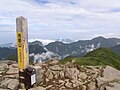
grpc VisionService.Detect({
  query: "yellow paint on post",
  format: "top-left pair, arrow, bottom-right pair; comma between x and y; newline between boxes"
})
17,32 -> 24,69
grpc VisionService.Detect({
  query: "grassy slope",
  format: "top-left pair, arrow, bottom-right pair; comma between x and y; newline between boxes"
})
60,48 -> 120,69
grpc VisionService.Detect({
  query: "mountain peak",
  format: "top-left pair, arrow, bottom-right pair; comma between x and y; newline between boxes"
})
92,36 -> 106,40
29,40 -> 43,46
55,38 -> 73,43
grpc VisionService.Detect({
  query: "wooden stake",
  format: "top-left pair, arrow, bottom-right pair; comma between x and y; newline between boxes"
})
16,16 -> 29,70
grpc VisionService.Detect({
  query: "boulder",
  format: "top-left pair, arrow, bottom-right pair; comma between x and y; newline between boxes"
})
59,80 -> 65,85
71,79 -> 81,88
46,85 -> 53,89
0,63 -> 8,71
3,74 -> 19,78
59,71 -> 65,79
50,65 -> 63,71
88,82 -> 96,90
34,66 -> 44,85
45,69 -> 53,80
65,81 -> 72,88
29,86 -> 46,90
0,70 -> 6,74
48,60 -> 59,65
64,68 -> 79,80
7,79 -> 19,90
9,64 -> 18,68
0,78 -> 13,88
78,72 -> 87,80
105,82 -> 120,90
6,67 -> 19,74
103,66 -> 120,80
96,77 -> 112,87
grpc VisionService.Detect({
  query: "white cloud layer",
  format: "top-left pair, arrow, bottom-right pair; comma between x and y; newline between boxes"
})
0,0 -> 120,44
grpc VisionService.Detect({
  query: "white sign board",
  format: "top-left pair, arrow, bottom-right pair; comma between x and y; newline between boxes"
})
31,74 -> 36,85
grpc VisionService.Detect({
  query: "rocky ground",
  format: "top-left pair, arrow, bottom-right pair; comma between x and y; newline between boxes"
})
0,60 -> 120,90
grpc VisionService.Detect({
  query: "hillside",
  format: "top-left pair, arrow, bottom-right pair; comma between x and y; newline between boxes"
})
61,48 -> 120,70
0,47 -> 17,60
111,44 -> 120,54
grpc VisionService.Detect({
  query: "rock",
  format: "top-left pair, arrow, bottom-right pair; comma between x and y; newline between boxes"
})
9,64 -> 18,68
59,71 -> 64,79
59,80 -> 65,87
64,68 -> 79,80
50,65 -> 62,71
45,69 -> 53,80
78,72 -> 87,80
103,66 -> 120,80
105,82 -> 120,90
0,63 -> 8,71
88,82 -> 96,90
7,79 -> 19,90
29,86 -> 46,90
82,85 -> 87,90
3,74 -> 19,78
71,79 -> 81,88
6,67 -> 19,74
46,85 -> 53,89
59,86 -> 66,90
96,77 -> 112,87
0,60 -> 16,65
0,70 -> 6,74
54,72 -> 59,79
65,81 -> 72,88
19,83 -> 26,89
48,60 -> 59,65
34,66 -> 44,85
0,78 -> 13,88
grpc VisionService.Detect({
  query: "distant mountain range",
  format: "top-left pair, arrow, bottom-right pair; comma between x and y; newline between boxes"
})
45,36 -> 120,57
0,38 -> 74,48
0,43 -> 16,48
0,36 -> 120,60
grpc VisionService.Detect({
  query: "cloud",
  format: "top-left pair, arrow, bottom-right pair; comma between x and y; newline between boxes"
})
0,0 -> 120,44
29,51 -> 60,63
28,38 -> 55,45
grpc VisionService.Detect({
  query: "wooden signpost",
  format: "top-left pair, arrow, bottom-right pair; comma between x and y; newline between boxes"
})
16,16 -> 36,89
16,16 -> 29,70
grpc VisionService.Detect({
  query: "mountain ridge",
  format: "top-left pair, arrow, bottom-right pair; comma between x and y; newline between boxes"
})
0,36 -> 120,60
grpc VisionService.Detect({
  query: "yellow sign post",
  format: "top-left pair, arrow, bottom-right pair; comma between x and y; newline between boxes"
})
16,16 -> 29,70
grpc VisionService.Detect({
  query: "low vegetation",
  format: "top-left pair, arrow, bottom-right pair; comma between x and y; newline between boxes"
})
60,48 -> 120,70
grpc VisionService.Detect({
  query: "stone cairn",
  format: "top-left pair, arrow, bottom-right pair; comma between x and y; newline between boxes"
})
0,60 -> 120,90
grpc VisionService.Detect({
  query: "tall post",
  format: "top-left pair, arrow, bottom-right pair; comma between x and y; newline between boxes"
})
16,16 -> 29,70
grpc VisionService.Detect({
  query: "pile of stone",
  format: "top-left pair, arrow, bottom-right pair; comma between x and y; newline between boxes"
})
0,60 -> 120,90
0,60 -> 19,90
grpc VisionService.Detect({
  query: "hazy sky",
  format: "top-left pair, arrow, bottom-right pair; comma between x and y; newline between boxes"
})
0,0 -> 120,44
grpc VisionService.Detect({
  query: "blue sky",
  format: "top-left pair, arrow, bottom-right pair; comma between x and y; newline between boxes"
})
0,0 -> 120,44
